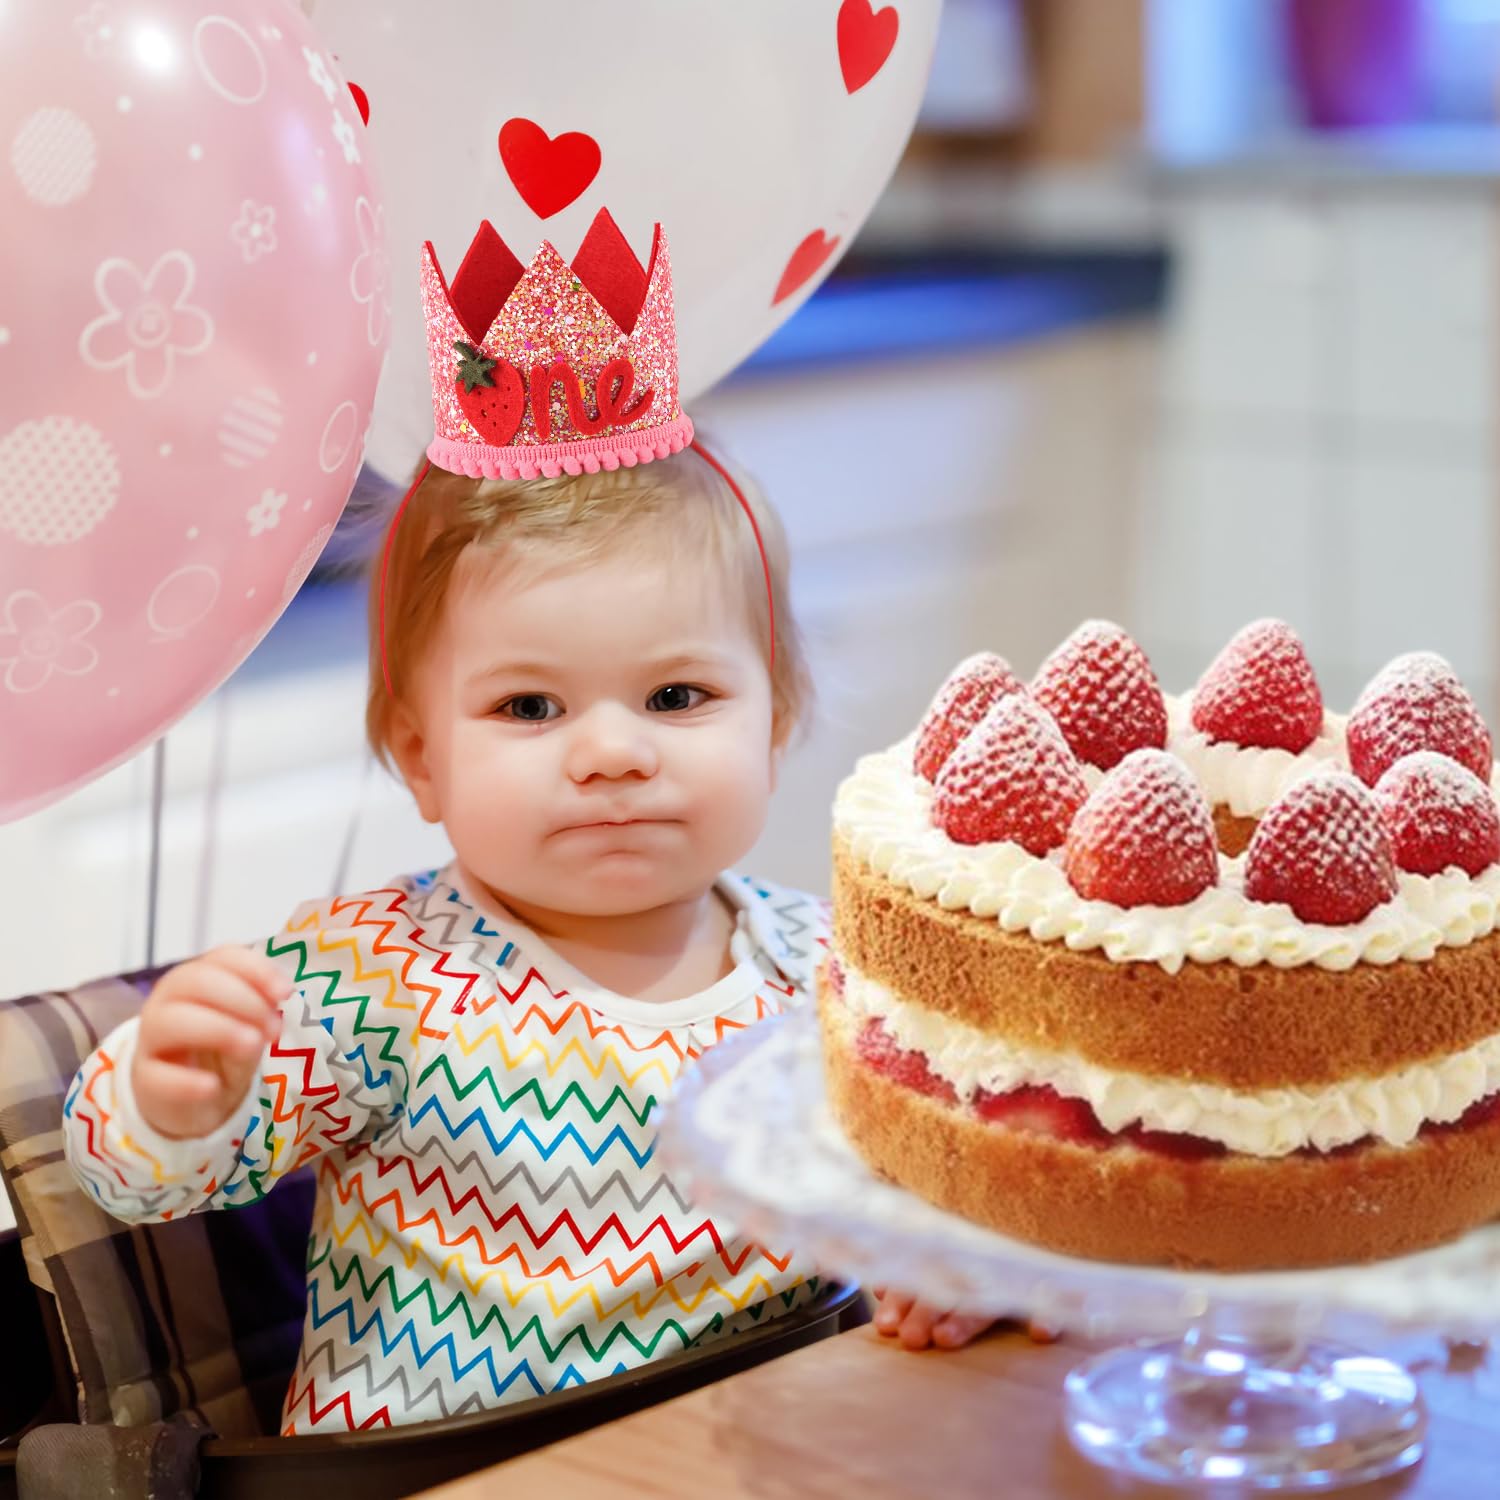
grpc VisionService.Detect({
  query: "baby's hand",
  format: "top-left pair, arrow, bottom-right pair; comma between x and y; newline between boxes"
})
131,945 -> 290,1140
872,1288 -> 1058,1351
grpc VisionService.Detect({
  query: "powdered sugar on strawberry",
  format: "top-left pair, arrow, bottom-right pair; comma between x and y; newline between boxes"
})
1246,772 -> 1398,925
1030,620 -> 1167,770
931,695 -> 1087,854
1347,651 -> 1493,788
1190,618 -> 1324,753
1063,748 -> 1218,908
913,652 -> 1026,781
1374,750 -> 1500,878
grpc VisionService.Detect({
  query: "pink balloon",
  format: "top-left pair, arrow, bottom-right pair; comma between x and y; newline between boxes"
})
0,1 -> 388,822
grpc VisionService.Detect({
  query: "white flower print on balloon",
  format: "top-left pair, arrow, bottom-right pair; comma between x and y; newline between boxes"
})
73,3 -> 115,58
246,487 -> 287,536
349,197 -> 389,346
302,44 -> 336,102
330,109 -> 360,166
0,589 -> 101,694
230,200 -> 277,263
78,250 -> 213,399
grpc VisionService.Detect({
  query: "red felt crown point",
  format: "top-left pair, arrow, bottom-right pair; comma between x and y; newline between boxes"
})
1244,772 -> 1398,925
1031,620 -> 1168,771
443,209 -> 655,348
572,208 -> 650,334
444,221 -> 526,346
1373,750 -> 1500,878
1190,618 -> 1324,753
931,695 -> 1088,855
1346,651 -> 1494,789
1063,748 -> 1219,909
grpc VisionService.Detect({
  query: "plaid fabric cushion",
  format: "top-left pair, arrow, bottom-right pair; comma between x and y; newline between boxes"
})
0,969 -> 312,1437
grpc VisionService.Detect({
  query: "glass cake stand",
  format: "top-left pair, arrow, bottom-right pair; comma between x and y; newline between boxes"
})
657,1009 -> 1500,1491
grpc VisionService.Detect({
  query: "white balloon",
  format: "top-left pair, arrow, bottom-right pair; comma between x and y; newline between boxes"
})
306,0 -> 940,480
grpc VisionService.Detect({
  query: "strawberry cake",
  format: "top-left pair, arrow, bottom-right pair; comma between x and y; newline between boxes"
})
820,619 -> 1500,1270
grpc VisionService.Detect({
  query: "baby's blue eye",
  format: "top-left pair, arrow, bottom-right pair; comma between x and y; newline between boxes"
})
648,684 -> 707,713
498,694 -> 559,722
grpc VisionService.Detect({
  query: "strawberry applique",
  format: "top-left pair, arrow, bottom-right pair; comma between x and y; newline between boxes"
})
453,340 -> 525,447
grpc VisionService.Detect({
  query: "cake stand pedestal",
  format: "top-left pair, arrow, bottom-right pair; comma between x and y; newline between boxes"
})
658,1010 -> 1500,1492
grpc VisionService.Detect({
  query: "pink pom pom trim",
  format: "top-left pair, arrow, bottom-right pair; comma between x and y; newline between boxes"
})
428,416 -> 695,481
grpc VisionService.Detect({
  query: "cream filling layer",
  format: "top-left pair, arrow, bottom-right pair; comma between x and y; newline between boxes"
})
835,738 -> 1500,973
841,961 -> 1500,1157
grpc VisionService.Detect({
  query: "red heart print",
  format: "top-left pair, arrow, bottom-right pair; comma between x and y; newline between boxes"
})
347,81 -> 369,125
498,118 -> 602,220
773,229 -> 841,306
837,0 -> 899,94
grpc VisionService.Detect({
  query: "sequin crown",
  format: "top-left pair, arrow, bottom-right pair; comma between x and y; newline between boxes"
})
420,208 -> 692,480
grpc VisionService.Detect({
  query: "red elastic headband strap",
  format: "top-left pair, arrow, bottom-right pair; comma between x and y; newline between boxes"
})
376,443 -> 776,698
688,437 -> 776,673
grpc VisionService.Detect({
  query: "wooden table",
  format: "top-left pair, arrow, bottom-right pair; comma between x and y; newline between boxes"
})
414,1323 -> 1500,1498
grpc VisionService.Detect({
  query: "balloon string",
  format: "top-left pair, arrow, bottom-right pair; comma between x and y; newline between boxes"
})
145,737 -> 166,970
192,689 -> 232,954
330,751 -> 374,898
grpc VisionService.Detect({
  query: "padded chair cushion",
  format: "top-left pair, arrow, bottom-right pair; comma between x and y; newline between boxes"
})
0,971 -> 312,1437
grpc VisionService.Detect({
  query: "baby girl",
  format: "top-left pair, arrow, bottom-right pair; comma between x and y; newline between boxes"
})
63,212 -> 993,1435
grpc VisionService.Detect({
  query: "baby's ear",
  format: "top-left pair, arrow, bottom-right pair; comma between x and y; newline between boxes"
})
387,702 -> 442,824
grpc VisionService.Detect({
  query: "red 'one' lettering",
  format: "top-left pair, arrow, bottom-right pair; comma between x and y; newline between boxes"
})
525,357 -> 653,443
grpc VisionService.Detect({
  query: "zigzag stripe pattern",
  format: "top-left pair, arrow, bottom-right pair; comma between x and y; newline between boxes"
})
63,864 -> 827,1432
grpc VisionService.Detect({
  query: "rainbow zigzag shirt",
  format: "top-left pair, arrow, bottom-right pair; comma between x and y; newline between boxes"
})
64,864 -> 828,1433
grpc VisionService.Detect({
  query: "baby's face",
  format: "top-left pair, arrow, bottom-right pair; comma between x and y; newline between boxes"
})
398,541 -> 778,918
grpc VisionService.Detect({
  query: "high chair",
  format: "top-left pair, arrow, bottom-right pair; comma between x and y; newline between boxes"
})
0,966 -> 863,1500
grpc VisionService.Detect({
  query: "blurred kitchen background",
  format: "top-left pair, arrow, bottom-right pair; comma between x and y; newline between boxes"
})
7,0 -> 1500,996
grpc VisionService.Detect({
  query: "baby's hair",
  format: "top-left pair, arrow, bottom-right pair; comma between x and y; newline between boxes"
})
366,447 -> 812,769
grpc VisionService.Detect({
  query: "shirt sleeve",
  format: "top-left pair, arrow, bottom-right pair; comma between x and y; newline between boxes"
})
63,891 -> 417,1223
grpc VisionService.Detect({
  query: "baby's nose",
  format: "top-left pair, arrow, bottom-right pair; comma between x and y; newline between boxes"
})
564,702 -> 659,782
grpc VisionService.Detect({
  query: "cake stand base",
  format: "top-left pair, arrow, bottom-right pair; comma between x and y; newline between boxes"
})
1064,1322 -> 1427,1490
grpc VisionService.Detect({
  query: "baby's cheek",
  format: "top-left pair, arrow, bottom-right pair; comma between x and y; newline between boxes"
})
688,735 -> 773,841
452,747 -> 552,851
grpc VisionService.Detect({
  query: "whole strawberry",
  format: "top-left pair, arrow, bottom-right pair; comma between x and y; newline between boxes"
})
1191,618 -> 1323,753
1373,750 -> 1500,878
932,696 -> 1087,854
1245,772 -> 1398,924
1031,620 -> 1167,771
1063,748 -> 1218,908
1346,651 -> 1493,788
913,652 -> 1026,781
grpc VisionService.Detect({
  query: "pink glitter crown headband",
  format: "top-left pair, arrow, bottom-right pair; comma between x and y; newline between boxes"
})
378,211 -> 774,694
422,206 -> 693,479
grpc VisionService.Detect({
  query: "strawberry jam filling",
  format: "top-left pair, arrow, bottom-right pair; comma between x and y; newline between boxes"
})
852,1016 -> 1500,1161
